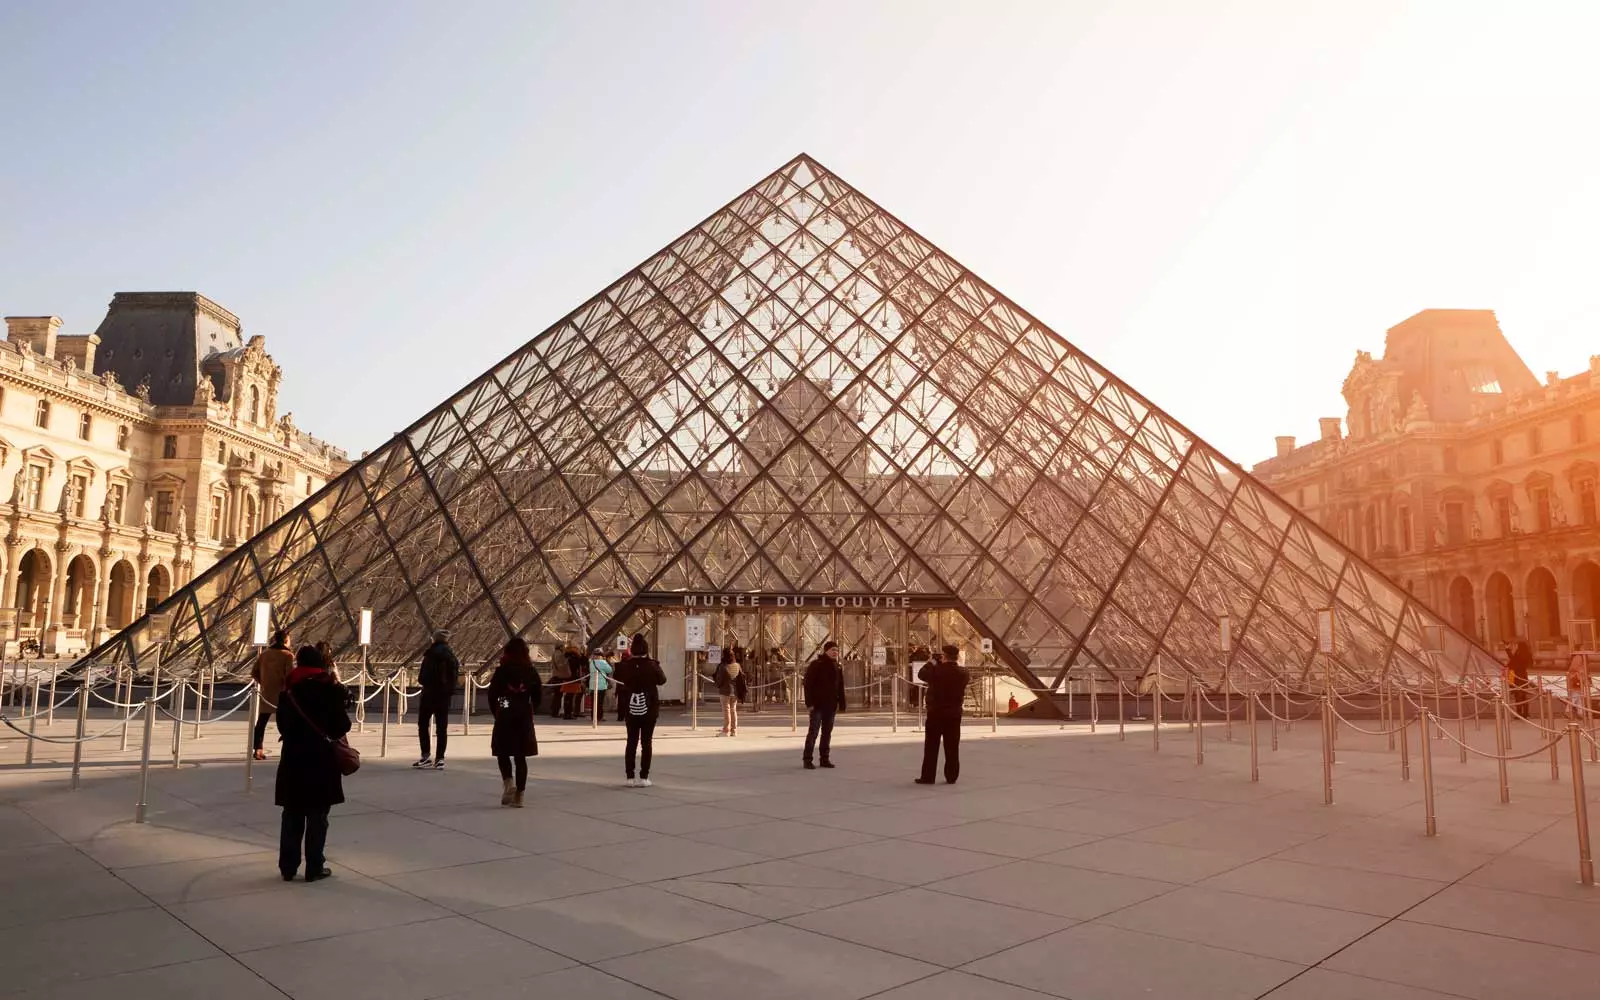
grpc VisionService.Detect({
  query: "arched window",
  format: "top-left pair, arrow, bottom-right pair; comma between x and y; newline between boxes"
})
34,399 -> 49,429
249,386 -> 260,424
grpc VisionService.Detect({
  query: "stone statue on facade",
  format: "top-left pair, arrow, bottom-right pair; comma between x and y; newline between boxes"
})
142,496 -> 153,527
176,504 -> 187,538
135,379 -> 152,403
193,377 -> 215,406
10,468 -> 24,506
57,481 -> 74,515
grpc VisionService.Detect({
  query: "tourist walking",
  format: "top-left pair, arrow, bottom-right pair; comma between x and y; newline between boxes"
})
614,633 -> 666,787
414,630 -> 459,769
715,651 -> 746,735
916,644 -> 971,785
1507,636 -> 1535,719
588,649 -> 614,720
488,636 -> 541,807
251,630 -> 293,761
803,640 -> 846,769
275,645 -> 352,882
548,650 -> 572,718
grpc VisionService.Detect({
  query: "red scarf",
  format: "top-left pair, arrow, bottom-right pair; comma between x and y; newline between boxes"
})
286,666 -> 327,687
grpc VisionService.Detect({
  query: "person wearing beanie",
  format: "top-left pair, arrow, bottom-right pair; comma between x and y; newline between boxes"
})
802,639 -> 846,769
613,633 -> 666,786
275,645 -> 352,883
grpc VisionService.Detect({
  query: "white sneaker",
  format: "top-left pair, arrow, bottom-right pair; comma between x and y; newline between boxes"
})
625,778 -> 639,788
412,758 -> 433,768
638,778 -> 653,788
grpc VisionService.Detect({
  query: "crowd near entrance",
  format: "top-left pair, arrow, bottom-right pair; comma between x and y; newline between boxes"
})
585,596 -> 1010,716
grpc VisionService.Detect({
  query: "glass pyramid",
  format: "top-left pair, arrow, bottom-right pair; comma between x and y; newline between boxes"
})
79,154 -> 1501,693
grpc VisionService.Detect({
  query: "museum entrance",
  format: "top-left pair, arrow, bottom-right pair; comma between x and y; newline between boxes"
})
598,594 -> 1011,714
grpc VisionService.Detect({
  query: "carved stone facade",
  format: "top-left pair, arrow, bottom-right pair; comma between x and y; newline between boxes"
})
1255,309 -> 1600,662
0,293 -> 348,655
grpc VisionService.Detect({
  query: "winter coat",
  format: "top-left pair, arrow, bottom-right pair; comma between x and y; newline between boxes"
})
417,641 -> 461,710
488,660 -> 541,757
803,654 -> 846,711
919,658 -> 972,721
614,655 -> 667,721
714,661 -> 742,698
562,651 -> 587,695
252,645 -> 294,711
589,657 -> 614,691
274,670 -> 353,812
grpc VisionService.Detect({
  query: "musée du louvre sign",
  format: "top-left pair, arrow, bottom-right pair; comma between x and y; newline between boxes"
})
634,591 -> 957,611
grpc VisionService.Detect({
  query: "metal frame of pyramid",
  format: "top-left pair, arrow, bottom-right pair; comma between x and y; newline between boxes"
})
77,154 -> 1502,695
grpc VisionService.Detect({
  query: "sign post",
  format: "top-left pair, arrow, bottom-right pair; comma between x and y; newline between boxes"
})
1316,608 -> 1336,793
686,616 -> 706,731
357,608 -> 372,731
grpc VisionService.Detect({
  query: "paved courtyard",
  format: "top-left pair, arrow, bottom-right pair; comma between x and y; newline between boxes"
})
2,703 -> 1598,999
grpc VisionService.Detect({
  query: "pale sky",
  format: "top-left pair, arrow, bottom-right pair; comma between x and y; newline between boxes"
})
2,1 -> 1596,465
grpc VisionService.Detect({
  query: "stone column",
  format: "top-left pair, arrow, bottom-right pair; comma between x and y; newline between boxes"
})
2,535 -> 19,613
133,557 -> 149,619
44,540 -> 70,631
227,483 -> 245,543
91,551 -> 112,644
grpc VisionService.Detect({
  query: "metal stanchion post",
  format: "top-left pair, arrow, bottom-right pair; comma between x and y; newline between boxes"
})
891,674 -> 899,733
1385,683 -> 1396,752
70,685 -> 88,789
791,672 -> 799,733
1399,691 -> 1411,781
691,657 -> 699,732
47,667 -> 58,726
1433,678 -> 1444,740
462,675 -> 473,736
1152,669 -> 1162,752
1270,679 -> 1279,751
244,686 -> 257,792
192,677 -> 204,741
1567,724 -> 1594,887
1420,710 -> 1437,836
24,677 -> 39,765
135,698 -> 155,822
1185,674 -> 1193,731
357,646 -> 368,732
991,673 -> 998,733
120,666 -> 131,752
1248,687 -> 1259,783
1548,689 -> 1560,782
1495,698 -> 1511,804
1194,685 -> 1204,765
381,677 -> 391,757
1225,684 -> 1233,742
171,680 -> 185,768
1117,681 -> 1125,741
1456,683 -> 1466,763
1321,697 -> 1334,805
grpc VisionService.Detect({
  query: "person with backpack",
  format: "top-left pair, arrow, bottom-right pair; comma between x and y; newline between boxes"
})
916,644 -> 971,785
488,636 -> 541,807
803,639 -> 846,770
275,645 -> 352,882
714,650 -> 746,736
414,630 -> 459,769
614,633 -> 667,787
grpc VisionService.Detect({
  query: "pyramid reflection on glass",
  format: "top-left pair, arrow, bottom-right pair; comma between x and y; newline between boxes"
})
79,154 -> 1500,693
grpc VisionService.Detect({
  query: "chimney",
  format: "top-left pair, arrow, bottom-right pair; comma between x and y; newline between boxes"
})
5,316 -> 62,358
1274,436 -> 1296,459
1319,417 -> 1342,443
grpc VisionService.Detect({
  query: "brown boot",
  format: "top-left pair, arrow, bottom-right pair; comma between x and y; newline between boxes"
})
511,787 -> 524,808
500,778 -> 515,806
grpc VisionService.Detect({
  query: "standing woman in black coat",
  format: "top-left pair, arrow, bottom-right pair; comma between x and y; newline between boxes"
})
489,636 -> 541,807
275,645 -> 352,882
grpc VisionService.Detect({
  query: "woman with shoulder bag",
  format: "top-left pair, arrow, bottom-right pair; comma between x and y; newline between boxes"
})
489,636 -> 541,807
276,645 -> 353,883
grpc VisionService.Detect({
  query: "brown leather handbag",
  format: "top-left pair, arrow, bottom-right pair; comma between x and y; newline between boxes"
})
284,686 -> 361,776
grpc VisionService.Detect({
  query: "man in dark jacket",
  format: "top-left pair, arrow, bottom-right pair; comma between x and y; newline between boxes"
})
1507,636 -> 1535,719
803,640 -> 846,770
415,630 -> 460,769
916,644 -> 971,785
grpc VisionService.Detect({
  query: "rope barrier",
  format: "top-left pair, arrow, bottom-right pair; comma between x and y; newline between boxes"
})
1254,696 -> 1321,725
89,682 -> 183,709
5,685 -> 90,722
1197,688 -> 1247,719
157,696 -> 254,726
0,712 -> 142,744
1428,717 -> 1566,762
1329,705 -> 1413,738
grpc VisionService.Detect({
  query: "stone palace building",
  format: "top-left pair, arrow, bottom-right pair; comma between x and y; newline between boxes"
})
1254,309 -> 1600,660
0,292 -> 347,655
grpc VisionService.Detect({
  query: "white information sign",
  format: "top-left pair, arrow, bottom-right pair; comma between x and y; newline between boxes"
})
1219,614 -> 1232,652
707,645 -> 722,665
249,602 -> 271,646
909,657 -> 928,686
871,646 -> 887,667
684,616 -> 708,651
148,611 -> 173,643
359,607 -> 373,646
616,634 -> 630,653
980,637 -> 994,654
1315,609 -> 1336,655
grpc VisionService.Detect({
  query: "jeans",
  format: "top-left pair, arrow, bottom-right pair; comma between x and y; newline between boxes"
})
279,808 -> 329,878
920,716 -> 962,783
625,714 -> 657,779
497,755 -> 528,791
418,700 -> 449,760
253,710 -> 274,751
804,705 -> 837,762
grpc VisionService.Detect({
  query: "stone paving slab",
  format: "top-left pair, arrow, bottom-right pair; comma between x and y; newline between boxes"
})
1,711 -> 1599,998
